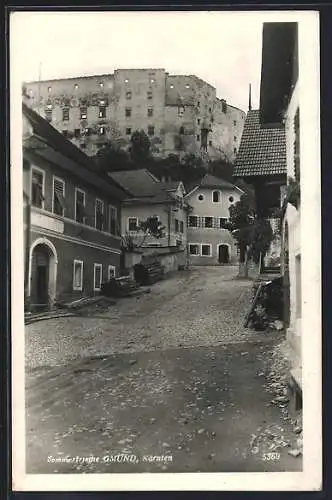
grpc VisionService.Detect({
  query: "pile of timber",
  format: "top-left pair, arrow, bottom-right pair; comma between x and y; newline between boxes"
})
101,276 -> 140,298
134,261 -> 165,286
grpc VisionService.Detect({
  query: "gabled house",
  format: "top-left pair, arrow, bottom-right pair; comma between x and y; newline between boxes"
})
185,174 -> 243,265
233,109 -> 287,270
22,102 -> 128,310
108,169 -> 189,250
258,22 -> 301,402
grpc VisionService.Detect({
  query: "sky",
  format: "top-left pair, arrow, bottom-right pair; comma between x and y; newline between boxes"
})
10,11 -> 299,112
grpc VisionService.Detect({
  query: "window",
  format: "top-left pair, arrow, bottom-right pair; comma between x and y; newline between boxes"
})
126,91 -> 132,100
197,101 -> 200,107
175,219 -> 179,233
147,107 -> 153,117
74,84 -> 79,90
48,86 -> 52,93
52,177 -> 66,216
212,190 -> 221,203
189,244 -> 199,256
198,194 -> 204,201
80,107 -> 87,119
222,101 -> 227,113
234,147 -> 237,154
188,215 -> 198,228
108,265 -> 116,280
125,108 -> 132,117
73,260 -> 83,291
201,244 -> 211,256
62,107 -> 70,121
148,125 -> 155,136
196,135 -> 200,141
219,217 -> 228,229
31,168 -> 45,208
147,91 -> 153,100
94,263 -> 102,291
150,78 -> 155,83
128,217 -> 138,231
179,126 -> 185,135
62,130 -> 69,138
180,221 -> 184,234
99,126 -> 106,135
74,129 -> 81,138
178,106 -> 185,117
125,78 -> 129,83
170,84 -> 174,89
185,84 -> 190,89
209,140 -> 213,147
109,205 -> 118,235
95,199 -> 104,231
229,196 -> 234,203
234,120 -> 237,126
209,107 -> 212,112
75,188 -> 86,224
197,118 -> 200,125
204,216 -> 214,228
234,136 -> 237,141
126,127 -> 132,136
99,106 -> 106,118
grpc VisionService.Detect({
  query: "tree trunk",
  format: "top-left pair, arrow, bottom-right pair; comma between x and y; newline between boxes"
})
238,250 -> 249,278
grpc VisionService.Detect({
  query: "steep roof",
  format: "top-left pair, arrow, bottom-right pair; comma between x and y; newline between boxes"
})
108,169 -> 173,204
22,102 -> 128,200
233,109 -> 287,178
200,173 -> 240,190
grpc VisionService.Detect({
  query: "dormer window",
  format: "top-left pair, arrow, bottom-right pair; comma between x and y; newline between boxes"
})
212,190 -> 221,203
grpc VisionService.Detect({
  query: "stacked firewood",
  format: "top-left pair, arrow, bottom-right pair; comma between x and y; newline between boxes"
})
134,261 -> 165,286
101,276 -> 140,297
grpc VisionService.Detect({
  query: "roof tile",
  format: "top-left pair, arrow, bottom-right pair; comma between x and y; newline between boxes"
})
233,110 -> 287,178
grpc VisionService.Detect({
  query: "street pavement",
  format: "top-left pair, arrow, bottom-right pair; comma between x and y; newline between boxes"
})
25,266 -> 302,473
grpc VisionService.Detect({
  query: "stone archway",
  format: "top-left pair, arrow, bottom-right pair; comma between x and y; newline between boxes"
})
28,238 -> 58,310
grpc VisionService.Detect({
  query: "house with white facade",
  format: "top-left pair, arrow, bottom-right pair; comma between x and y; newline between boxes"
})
108,169 -> 189,251
185,174 -> 243,265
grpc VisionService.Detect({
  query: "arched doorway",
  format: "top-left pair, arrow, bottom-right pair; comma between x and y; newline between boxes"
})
218,244 -> 230,264
29,238 -> 58,311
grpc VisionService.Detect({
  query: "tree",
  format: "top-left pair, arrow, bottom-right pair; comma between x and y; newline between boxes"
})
208,158 -> 235,183
130,130 -> 151,164
225,193 -> 273,278
121,216 -> 166,251
94,142 -> 131,173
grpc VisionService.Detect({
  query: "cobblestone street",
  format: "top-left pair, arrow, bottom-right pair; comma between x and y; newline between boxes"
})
25,266 -> 302,473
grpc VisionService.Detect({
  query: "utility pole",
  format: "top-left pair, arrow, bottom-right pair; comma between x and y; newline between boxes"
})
248,83 -> 252,111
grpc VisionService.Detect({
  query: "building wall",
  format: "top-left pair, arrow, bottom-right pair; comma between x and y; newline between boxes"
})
121,202 -> 188,248
30,231 -> 120,304
285,81 -> 301,369
25,69 -> 245,162
24,149 -> 122,247
24,149 -> 122,306
186,185 -> 241,265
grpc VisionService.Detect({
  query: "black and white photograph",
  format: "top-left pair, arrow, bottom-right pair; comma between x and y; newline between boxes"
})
10,10 -> 321,491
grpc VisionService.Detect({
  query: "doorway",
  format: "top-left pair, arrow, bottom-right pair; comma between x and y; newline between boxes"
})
218,244 -> 230,264
29,238 -> 58,311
